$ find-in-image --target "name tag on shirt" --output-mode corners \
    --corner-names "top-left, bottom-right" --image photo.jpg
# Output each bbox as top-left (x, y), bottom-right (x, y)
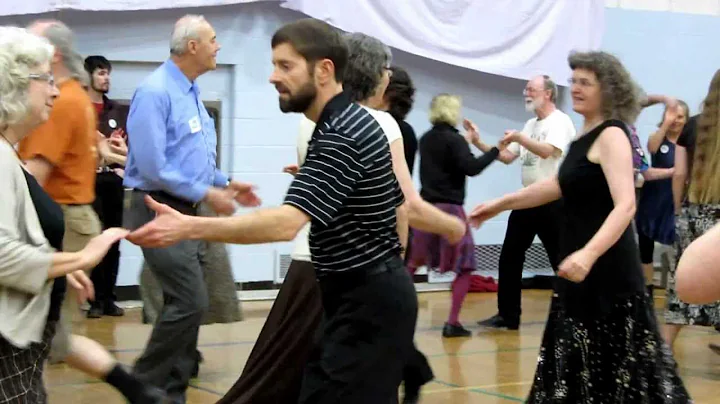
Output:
top-left (189, 116), bottom-right (202, 133)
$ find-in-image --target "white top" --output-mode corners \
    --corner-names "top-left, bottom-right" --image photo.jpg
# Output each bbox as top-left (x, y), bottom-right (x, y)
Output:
top-left (290, 107), bottom-right (402, 261)
top-left (507, 109), bottom-right (576, 187)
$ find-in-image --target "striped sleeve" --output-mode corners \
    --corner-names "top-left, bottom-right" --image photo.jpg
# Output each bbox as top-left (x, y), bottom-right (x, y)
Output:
top-left (284, 132), bottom-right (365, 226)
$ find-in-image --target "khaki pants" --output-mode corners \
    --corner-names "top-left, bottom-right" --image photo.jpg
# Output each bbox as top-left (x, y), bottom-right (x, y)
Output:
top-left (48, 204), bottom-right (102, 363)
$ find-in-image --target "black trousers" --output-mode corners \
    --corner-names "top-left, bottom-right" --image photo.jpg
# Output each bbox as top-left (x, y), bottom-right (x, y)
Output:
top-left (90, 171), bottom-right (124, 306)
top-left (299, 255), bottom-right (418, 404)
top-left (497, 201), bottom-right (562, 322)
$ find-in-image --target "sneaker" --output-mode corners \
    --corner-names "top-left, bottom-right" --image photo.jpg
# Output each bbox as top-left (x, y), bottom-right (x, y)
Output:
top-left (104, 302), bottom-right (125, 317)
top-left (477, 314), bottom-right (519, 330)
top-left (442, 322), bottom-right (471, 338)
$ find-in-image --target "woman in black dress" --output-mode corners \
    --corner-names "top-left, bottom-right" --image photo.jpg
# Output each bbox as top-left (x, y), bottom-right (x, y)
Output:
top-left (468, 51), bottom-right (690, 402)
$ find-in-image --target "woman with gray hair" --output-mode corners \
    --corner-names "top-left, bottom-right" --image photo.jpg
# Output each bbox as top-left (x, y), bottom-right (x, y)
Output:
top-left (0, 26), bottom-right (131, 403)
top-left (468, 51), bottom-right (690, 402)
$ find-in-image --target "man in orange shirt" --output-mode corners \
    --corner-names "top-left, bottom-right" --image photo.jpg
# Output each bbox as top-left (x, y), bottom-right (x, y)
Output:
top-left (20, 20), bottom-right (166, 404)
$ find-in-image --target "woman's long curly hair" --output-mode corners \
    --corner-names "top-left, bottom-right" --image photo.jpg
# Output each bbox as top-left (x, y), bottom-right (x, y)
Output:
top-left (568, 51), bottom-right (641, 124)
top-left (689, 68), bottom-right (720, 204)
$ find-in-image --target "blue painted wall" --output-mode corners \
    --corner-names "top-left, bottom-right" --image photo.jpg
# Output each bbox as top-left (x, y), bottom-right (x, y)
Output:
top-left (1, 4), bottom-right (717, 285)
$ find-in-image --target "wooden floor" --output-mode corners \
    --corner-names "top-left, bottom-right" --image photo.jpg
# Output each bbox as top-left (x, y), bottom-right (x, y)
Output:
top-left (46, 289), bottom-right (720, 403)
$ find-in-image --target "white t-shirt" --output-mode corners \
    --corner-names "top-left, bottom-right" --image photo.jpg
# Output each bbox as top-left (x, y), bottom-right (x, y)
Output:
top-left (507, 109), bottom-right (576, 187)
top-left (290, 107), bottom-right (402, 261)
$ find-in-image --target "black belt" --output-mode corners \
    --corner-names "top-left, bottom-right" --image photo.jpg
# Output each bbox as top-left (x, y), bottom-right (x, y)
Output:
top-left (133, 189), bottom-right (199, 215)
top-left (316, 254), bottom-right (402, 282)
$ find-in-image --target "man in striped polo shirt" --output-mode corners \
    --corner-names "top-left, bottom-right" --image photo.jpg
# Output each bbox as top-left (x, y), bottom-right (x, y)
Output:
top-left (128, 18), bottom-right (426, 403)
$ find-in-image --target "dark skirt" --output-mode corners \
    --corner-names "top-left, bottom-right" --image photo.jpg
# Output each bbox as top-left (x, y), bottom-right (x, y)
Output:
top-left (406, 203), bottom-right (475, 274)
top-left (0, 320), bottom-right (57, 404)
top-left (216, 260), bottom-right (322, 404)
top-left (527, 292), bottom-right (691, 403)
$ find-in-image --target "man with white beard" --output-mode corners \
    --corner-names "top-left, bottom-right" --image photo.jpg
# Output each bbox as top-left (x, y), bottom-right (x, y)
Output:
top-left (466, 75), bottom-right (576, 330)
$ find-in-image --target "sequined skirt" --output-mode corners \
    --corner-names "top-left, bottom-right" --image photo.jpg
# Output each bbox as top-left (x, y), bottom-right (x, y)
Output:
top-left (527, 292), bottom-right (691, 403)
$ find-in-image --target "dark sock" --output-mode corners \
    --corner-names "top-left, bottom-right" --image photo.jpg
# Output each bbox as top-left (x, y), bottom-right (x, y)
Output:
top-left (104, 364), bottom-right (147, 402)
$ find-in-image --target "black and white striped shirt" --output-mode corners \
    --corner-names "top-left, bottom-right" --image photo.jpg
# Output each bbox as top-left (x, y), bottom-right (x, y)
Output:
top-left (284, 92), bottom-right (405, 273)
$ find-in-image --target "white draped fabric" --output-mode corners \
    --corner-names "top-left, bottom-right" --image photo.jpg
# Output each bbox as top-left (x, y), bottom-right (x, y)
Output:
top-left (0, 0), bottom-right (277, 16)
top-left (1, 0), bottom-right (604, 83)
top-left (281, 0), bottom-right (605, 83)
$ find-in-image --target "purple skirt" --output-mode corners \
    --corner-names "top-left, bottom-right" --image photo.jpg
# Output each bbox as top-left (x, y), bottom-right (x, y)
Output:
top-left (407, 203), bottom-right (476, 274)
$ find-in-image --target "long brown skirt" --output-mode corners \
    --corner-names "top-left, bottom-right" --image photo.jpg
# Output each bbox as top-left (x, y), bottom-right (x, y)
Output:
top-left (216, 259), bottom-right (322, 404)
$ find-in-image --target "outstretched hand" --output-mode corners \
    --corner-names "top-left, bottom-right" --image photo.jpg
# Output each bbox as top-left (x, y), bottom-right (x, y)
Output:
top-left (228, 180), bottom-right (262, 207)
top-left (126, 195), bottom-right (191, 248)
top-left (467, 200), bottom-right (503, 228)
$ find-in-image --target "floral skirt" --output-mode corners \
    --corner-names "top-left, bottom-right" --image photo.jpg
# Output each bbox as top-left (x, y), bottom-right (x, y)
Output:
top-left (664, 203), bottom-right (720, 326)
top-left (527, 292), bottom-right (691, 403)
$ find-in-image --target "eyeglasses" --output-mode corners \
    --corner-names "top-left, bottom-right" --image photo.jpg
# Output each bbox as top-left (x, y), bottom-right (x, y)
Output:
top-left (28, 73), bottom-right (55, 87)
top-left (567, 78), bottom-right (596, 88)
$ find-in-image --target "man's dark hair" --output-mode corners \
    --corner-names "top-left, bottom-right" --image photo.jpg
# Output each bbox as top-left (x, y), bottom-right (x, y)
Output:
top-left (271, 18), bottom-right (348, 82)
top-left (385, 66), bottom-right (415, 120)
top-left (84, 55), bottom-right (111, 75)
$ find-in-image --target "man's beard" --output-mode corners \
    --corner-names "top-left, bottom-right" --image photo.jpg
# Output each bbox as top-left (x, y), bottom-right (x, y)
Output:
top-left (92, 82), bottom-right (109, 94)
top-left (278, 80), bottom-right (316, 113)
top-left (524, 97), bottom-right (543, 112)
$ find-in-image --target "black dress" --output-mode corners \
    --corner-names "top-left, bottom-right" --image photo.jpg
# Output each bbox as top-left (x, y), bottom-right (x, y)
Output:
top-left (0, 168), bottom-right (66, 404)
top-left (527, 120), bottom-right (691, 403)
top-left (23, 169), bottom-right (66, 322)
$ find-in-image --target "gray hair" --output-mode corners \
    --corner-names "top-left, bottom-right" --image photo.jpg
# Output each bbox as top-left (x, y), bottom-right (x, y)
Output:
top-left (170, 15), bottom-right (208, 55)
top-left (542, 75), bottom-right (558, 103)
top-left (343, 32), bottom-right (392, 102)
top-left (568, 51), bottom-right (641, 124)
top-left (0, 26), bottom-right (54, 131)
top-left (40, 21), bottom-right (88, 86)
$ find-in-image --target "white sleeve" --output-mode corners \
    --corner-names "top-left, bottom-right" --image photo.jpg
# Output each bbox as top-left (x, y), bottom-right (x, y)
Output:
top-left (375, 111), bottom-right (403, 144)
top-left (545, 113), bottom-right (576, 155)
top-left (297, 117), bottom-right (316, 165)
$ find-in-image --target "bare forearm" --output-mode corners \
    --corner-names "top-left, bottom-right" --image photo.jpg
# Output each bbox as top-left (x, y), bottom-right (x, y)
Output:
top-left (502, 177), bottom-right (561, 211)
top-left (517, 136), bottom-right (555, 159)
top-left (104, 152), bottom-right (127, 166)
top-left (672, 172), bottom-right (686, 212)
top-left (647, 128), bottom-right (668, 154)
top-left (406, 197), bottom-right (458, 238)
top-left (676, 222), bottom-right (720, 304)
top-left (473, 139), bottom-right (516, 163)
top-left (187, 205), bottom-right (305, 244)
top-left (49, 252), bottom-right (90, 279)
top-left (642, 167), bottom-right (674, 181)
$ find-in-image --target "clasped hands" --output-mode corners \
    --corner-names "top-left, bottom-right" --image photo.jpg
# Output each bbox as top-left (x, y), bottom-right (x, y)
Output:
top-left (462, 118), bottom-right (516, 151)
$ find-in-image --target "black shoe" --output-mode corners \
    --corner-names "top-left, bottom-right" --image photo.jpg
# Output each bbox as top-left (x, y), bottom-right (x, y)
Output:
top-left (191, 350), bottom-right (203, 378)
top-left (477, 314), bottom-right (519, 330)
top-left (709, 343), bottom-right (720, 356)
top-left (442, 322), bottom-right (471, 338)
top-left (135, 385), bottom-right (169, 404)
top-left (402, 383), bottom-right (421, 404)
top-left (87, 304), bottom-right (103, 319)
top-left (104, 302), bottom-right (125, 317)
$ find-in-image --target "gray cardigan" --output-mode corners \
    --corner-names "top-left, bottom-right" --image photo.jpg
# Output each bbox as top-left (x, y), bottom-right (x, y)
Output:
top-left (0, 140), bottom-right (55, 348)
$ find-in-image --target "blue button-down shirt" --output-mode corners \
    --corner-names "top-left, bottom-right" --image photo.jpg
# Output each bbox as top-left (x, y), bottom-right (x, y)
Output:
top-left (124, 59), bottom-right (228, 203)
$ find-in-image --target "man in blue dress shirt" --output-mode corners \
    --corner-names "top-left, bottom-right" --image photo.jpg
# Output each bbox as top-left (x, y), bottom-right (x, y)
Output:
top-left (123, 15), bottom-right (259, 402)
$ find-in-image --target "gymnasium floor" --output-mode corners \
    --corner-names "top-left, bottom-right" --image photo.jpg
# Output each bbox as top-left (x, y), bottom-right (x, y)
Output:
top-left (46, 290), bottom-right (720, 403)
